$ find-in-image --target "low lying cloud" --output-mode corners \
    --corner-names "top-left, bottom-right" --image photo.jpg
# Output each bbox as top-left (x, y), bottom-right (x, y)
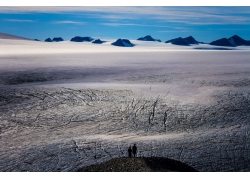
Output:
top-left (100, 23), bottom-right (169, 28)
top-left (3, 19), bottom-right (36, 22)
top-left (52, 20), bottom-right (85, 24)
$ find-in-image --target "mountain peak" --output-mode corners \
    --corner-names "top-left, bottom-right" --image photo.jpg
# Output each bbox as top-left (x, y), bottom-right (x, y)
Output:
top-left (227, 35), bottom-right (250, 46)
top-left (112, 39), bottom-right (134, 47)
top-left (137, 35), bottom-right (161, 42)
top-left (210, 38), bottom-right (235, 47)
top-left (183, 36), bottom-right (198, 44)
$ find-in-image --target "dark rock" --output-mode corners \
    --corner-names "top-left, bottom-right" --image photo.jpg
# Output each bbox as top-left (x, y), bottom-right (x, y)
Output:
top-left (52, 37), bottom-right (64, 42)
top-left (166, 36), bottom-right (202, 45)
top-left (165, 37), bottom-right (182, 43)
top-left (183, 36), bottom-right (198, 44)
top-left (210, 38), bottom-right (235, 47)
top-left (165, 37), bottom-right (189, 46)
top-left (137, 35), bottom-right (161, 42)
top-left (70, 36), bottom-right (83, 42)
top-left (92, 39), bottom-right (105, 44)
top-left (112, 39), bottom-right (134, 47)
top-left (172, 39), bottom-right (189, 46)
top-left (228, 35), bottom-right (250, 46)
top-left (44, 38), bottom-right (52, 42)
top-left (82, 37), bottom-right (93, 42)
top-left (33, 39), bottom-right (40, 41)
top-left (77, 157), bottom-right (198, 172)
top-left (70, 36), bottom-right (93, 42)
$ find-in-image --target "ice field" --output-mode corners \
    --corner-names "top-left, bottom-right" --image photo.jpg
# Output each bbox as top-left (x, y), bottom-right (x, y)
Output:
top-left (0, 38), bottom-right (250, 171)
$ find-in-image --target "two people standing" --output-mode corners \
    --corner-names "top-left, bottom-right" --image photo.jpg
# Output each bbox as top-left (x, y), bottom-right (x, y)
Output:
top-left (128, 144), bottom-right (137, 157)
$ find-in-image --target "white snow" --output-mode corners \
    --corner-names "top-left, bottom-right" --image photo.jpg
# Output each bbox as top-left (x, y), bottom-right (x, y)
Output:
top-left (0, 38), bottom-right (250, 172)
top-left (1, 39), bottom-right (249, 56)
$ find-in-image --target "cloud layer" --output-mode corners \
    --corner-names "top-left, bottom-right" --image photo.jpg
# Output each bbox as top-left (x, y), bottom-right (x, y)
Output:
top-left (3, 18), bottom-right (36, 22)
top-left (0, 6), bottom-right (250, 25)
top-left (52, 20), bottom-right (85, 24)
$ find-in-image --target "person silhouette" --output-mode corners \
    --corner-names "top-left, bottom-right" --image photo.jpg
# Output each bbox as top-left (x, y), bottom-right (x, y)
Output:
top-left (132, 144), bottom-right (137, 157)
top-left (128, 146), bottom-right (132, 158)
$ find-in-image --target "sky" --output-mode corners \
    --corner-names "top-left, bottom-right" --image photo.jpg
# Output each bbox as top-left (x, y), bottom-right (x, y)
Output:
top-left (1, 6), bottom-right (250, 43)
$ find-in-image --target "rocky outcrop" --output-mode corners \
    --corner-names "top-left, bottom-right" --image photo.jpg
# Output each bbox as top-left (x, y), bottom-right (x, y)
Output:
top-left (183, 36), bottom-right (198, 44)
top-left (228, 35), bottom-right (250, 46)
top-left (70, 36), bottom-right (93, 42)
top-left (165, 37), bottom-right (189, 46)
top-left (210, 35), bottom-right (250, 47)
top-left (165, 36), bottom-right (200, 46)
top-left (137, 35), bottom-right (161, 42)
top-left (52, 37), bottom-right (64, 42)
top-left (44, 38), bottom-right (52, 42)
top-left (112, 39), bottom-right (134, 47)
top-left (210, 38), bottom-right (236, 47)
top-left (92, 39), bottom-right (105, 44)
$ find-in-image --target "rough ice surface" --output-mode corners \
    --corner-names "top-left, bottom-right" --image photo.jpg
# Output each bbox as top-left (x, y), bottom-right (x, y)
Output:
top-left (0, 39), bottom-right (250, 172)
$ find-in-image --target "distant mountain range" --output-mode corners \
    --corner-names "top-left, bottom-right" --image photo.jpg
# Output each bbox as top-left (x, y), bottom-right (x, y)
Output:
top-left (137, 35), bottom-right (161, 42)
top-left (1, 32), bottom-right (250, 48)
top-left (210, 35), bottom-right (250, 47)
top-left (165, 36), bottom-right (201, 46)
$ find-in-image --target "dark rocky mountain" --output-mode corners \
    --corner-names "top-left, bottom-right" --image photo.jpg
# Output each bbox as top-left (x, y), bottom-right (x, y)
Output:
top-left (228, 35), bottom-right (250, 46)
top-left (70, 36), bottom-right (93, 42)
top-left (137, 35), bottom-right (161, 42)
top-left (44, 38), bottom-right (52, 42)
top-left (33, 39), bottom-right (40, 41)
top-left (183, 36), bottom-right (198, 44)
top-left (165, 36), bottom-right (200, 46)
top-left (172, 38), bottom-right (189, 46)
top-left (52, 37), bottom-right (64, 42)
top-left (210, 38), bottom-right (236, 47)
top-left (165, 37), bottom-right (182, 43)
top-left (92, 39), bottom-right (105, 44)
top-left (70, 36), bottom-right (83, 42)
top-left (112, 39), bottom-right (134, 47)
top-left (210, 35), bottom-right (250, 47)
top-left (165, 37), bottom-right (189, 46)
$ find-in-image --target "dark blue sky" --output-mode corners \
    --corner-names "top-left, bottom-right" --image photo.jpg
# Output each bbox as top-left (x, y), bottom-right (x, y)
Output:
top-left (0, 6), bottom-right (250, 42)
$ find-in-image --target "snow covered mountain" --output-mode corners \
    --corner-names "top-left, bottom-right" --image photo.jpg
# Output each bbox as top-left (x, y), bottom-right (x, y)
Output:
top-left (137, 35), bottom-right (161, 42)
top-left (112, 39), bottom-right (134, 47)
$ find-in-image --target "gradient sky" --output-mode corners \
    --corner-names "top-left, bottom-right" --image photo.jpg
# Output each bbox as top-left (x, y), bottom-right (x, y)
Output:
top-left (0, 6), bottom-right (250, 42)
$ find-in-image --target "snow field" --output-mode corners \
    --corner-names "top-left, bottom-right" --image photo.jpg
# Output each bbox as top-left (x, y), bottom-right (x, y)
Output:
top-left (0, 39), bottom-right (249, 171)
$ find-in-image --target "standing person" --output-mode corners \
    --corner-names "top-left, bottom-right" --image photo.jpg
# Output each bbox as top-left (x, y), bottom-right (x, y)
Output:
top-left (128, 146), bottom-right (132, 158)
top-left (132, 144), bottom-right (137, 157)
